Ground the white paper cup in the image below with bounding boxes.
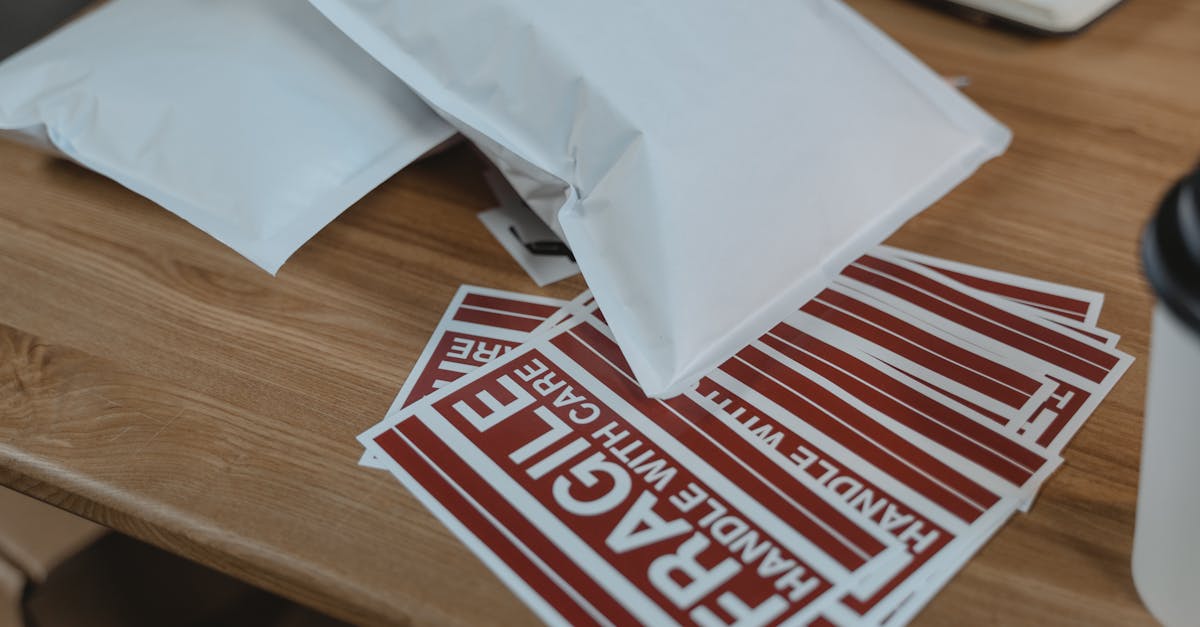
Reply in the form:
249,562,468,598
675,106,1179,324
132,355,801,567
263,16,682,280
1134,167,1200,626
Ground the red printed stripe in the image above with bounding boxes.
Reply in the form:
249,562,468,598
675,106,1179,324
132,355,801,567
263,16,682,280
762,327,1049,482
453,307,544,332
1010,299,1088,321
728,347,998,522
1048,320,1110,344
695,378,955,614
1034,378,1090,448
404,366,464,405
849,256,1118,380
376,425,631,626
553,330,885,570
783,329,1044,470
407,333,521,405
571,322,635,379
806,294,1034,408
428,347,835,619
461,293,561,318
918,264,1092,322
816,288,1044,397
882,364,1011,428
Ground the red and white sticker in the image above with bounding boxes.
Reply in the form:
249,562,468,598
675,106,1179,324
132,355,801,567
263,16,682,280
358,248,1127,624
834,254,1132,453
734,323,1061,502
879,247,1119,349
361,305,911,626
879,246,1104,327
360,286,567,469
684,319,1055,623
791,286,1057,435
364,302,1062,625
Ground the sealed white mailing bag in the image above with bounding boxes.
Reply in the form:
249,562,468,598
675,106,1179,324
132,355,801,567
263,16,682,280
310,0,1012,396
0,0,455,273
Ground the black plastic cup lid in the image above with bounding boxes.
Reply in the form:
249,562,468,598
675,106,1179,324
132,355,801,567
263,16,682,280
1142,166,1200,332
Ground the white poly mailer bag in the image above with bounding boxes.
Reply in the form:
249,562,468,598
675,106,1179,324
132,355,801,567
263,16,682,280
310,0,1012,396
0,0,456,273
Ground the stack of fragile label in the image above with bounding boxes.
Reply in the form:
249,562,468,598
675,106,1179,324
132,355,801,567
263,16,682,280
357,246,1131,626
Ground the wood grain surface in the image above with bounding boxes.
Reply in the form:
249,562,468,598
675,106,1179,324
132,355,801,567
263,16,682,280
1,0,1197,624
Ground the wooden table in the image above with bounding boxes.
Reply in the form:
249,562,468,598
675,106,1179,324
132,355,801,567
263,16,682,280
1,1,1197,624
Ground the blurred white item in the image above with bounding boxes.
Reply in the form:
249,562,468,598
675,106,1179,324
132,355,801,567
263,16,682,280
310,0,1011,397
0,0,455,273
1134,167,1200,627
1134,308,1200,626
942,0,1122,33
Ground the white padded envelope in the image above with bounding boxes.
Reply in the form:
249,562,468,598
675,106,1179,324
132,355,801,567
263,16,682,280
311,0,1011,396
0,0,455,273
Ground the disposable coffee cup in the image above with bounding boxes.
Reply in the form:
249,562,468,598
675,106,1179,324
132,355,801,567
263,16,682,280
1134,165,1200,626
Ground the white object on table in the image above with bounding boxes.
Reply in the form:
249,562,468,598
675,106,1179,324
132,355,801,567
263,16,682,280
0,0,454,274
310,0,1011,396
